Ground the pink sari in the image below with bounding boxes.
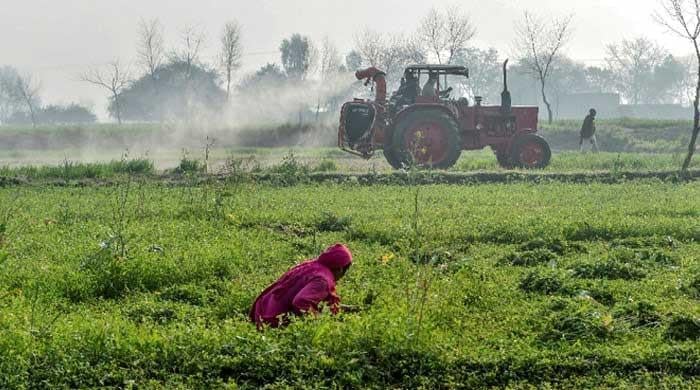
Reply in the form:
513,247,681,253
249,244,352,328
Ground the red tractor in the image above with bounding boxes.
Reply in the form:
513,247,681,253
338,61,551,169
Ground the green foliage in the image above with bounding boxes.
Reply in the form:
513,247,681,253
176,157,205,174
614,300,662,329
315,211,352,232
269,150,309,175
571,259,647,281
541,298,615,341
665,315,700,341
313,159,338,172
686,273,700,299
500,248,559,267
0,181,698,387
520,268,569,295
519,237,586,255
0,159,154,179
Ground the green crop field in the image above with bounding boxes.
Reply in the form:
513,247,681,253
0,119,698,388
1,174,699,388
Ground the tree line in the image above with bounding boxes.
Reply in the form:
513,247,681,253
0,7,693,127
0,1,698,170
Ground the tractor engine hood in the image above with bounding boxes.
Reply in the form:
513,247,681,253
355,67,387,106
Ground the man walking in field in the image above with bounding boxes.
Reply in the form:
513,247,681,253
579,108,599,152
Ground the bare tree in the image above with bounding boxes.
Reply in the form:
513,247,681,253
655,0,700,171
353,29,425,83
0,66,24,124
513,11,573,124
136,18,165,122
419,8,445,64
353,29,384,69
81,61,131,124
316,37,344,118
15,74,41,128
174,25,206,80
418,5,475,64
319,37,343,79
606,37,667,104
220,20,243,100
137,18,165,81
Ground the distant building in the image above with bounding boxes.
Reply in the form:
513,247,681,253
555,93,691,120
556,93,620,119
617,104,691,120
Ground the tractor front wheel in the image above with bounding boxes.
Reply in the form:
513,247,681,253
510,133,551,169
390,110,461,169
495,148,515,169
383,142,403,169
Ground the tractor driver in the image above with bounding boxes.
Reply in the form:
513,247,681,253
393,70,420,106
404,70,420,100
422,71,439,97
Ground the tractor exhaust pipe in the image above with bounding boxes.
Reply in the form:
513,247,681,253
355,67,387,106
501,59,512,113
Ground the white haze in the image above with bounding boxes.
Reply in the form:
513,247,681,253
1,0,691,121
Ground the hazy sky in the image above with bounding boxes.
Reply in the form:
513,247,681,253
1,0,690,118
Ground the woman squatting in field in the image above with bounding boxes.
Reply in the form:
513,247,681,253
249,244,353,328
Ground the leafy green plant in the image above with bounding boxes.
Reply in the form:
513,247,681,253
519,237,587,255
685,273,700,298
315,211,352,232
0,176,699,387
313,159,338,172
500,249,559,267
614,300,662,329
541,299,615,341
520,269,569,295
176,156,205,174
665,315,700,341
571,259,646,280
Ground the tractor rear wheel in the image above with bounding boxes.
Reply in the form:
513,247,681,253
390,110,461,169
510,133,551,169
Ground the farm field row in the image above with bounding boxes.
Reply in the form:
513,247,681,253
1,180,699,388
1,149,698,178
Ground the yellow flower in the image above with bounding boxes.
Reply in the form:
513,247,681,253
380,252,395,264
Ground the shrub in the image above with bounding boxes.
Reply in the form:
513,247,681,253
614,300,662,329
269,151,309,176
313,159,338,172
160,283,214,306
665,315,700,341
315,212,352,232
79,249,130,299
176,157,205,174
607,247,678,267
125,300,179,324
519,238,585,255
686,274,700,298
520,269,569,295
635,249,679,266
500,249,558,267
610,236,676,249
571,260,646,280
541,299,615,341
573,287,616,307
